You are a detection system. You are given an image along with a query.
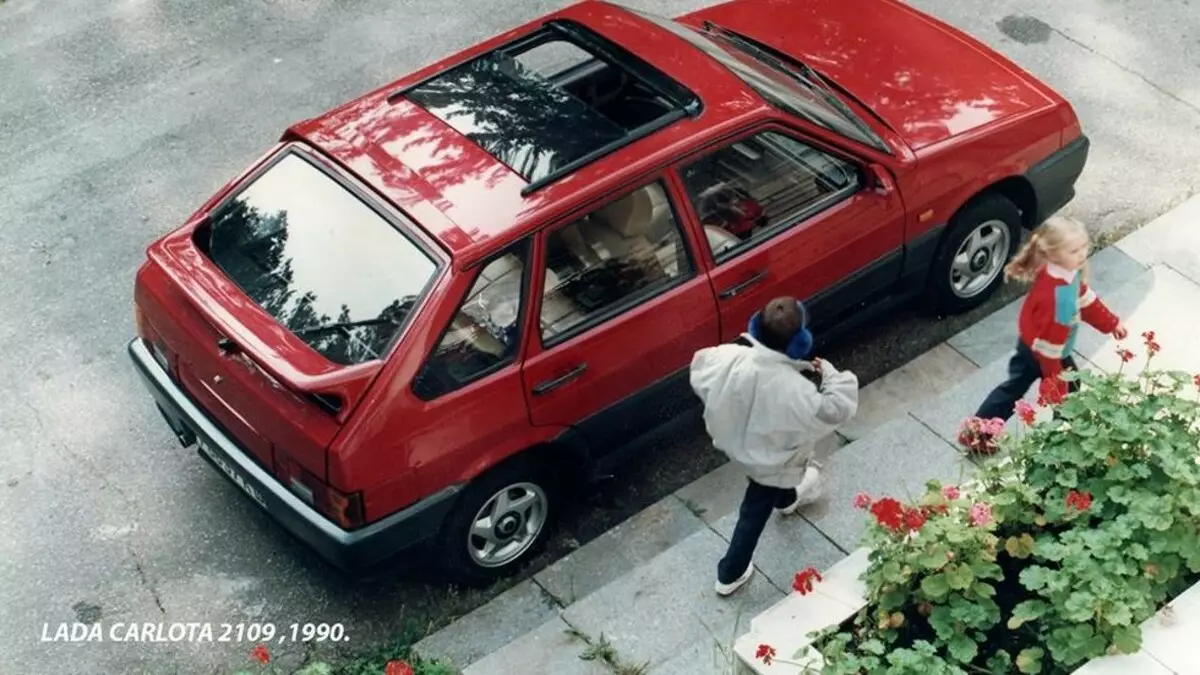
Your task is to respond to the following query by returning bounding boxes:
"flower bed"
[754,337,1200,674]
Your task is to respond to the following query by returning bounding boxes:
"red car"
[130,0,1087,583]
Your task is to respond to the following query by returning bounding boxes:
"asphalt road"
[2,1,1198,673]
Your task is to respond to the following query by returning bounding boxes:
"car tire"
[436,454,559,586]
[925,193,1022,314]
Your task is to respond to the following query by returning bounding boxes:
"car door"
[674,124,906,340]
[521,178,720,465]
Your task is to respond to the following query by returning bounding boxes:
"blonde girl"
[970,216,1127,436]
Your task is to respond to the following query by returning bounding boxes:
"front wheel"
[924,194,1022,314]
[435,456,558,586]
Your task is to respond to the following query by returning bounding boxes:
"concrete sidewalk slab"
[462,616,609,675]
[413,579,559,669]
[711,510,846,595]
[1115,193,1200,285]
[534,495,703,606]
[561,527,783,671]
[840,344,979,440]
[800,416,975,552]
[1074,265,1200,376]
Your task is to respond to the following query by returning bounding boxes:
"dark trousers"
[718,479,796,584]
[976,341,1079,421]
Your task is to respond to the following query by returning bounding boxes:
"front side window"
[539,181,693,342]
[205,152,438,366]
[414,244,529,400]
[680,131,859,260]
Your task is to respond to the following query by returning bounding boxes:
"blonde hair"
[1004,215,1090,283]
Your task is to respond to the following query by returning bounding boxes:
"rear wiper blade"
[292,318,398,338]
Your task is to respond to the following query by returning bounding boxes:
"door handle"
[532,364,588,396]
[718,270,769,299]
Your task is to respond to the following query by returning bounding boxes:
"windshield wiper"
[292,317,399,338]
[701,22,889,148]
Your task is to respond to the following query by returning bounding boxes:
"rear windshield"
[205,152,438,366]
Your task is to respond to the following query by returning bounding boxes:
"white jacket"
[689,334,859,488]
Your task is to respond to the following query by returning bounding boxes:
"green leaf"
[947,563,975,590]
[1112,625,1142,654]
[1019,566,1055,592]
[861,638,886,655]
[986,650,1013,672]
[921,573,951,599]
[973,581,997,598]
[1007,600,1051,629]
[1063,591,1098,622]
[1016,647,1044,674]
[947,634,978,663]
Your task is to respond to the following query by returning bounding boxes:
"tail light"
[276,455,365,530]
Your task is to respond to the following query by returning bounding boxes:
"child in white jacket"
[690,297,859,596]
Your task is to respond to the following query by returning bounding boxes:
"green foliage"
[809,353,1200,674]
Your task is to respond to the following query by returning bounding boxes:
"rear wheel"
[925,193,1022,314]
[437,455,559,586]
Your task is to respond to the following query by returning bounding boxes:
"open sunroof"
[398,20,701,194]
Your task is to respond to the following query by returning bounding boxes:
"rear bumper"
[126,338,460,573]
[1027,134,1090,225]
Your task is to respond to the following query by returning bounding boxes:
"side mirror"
[869,163,896,196]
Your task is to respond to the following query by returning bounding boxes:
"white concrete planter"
[733,548,1200,674]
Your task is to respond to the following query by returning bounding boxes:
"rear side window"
[413,242,530,400]
[206,152,438,366]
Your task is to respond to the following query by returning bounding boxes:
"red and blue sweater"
[1019,263,1120,396]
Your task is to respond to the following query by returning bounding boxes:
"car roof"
[288,0,770,267]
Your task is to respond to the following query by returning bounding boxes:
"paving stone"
[561,528,784,671]
[413,579,559,670]
[649,637,734,675]
[534,495,702,606]
[1074,265,1200,376]
[840,344,979,440]
[675,461,750,526]
[1086,245,1150,297]
[799,417,975,552]
[711,510,845,595]
[1116,193,1200,286]
[462,616,609,675]
[947,295,1025,367]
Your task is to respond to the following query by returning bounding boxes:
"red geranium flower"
[1116,347,1135,363]
[1038,377,1066,406]
[756,643,777,664]
[793,567,823,595]
[852,492,872,510]
[1014,399,1036,425]
[1143,331,1161,355]
[1193,373,1200,390]
[1066,490,1093,512]
[250,644,270,665]
[870,497,905,532]
[904,506,927,532]
[385,661,415,675]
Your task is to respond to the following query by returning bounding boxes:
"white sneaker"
[776,466,824,516]
[715,563,755,597]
